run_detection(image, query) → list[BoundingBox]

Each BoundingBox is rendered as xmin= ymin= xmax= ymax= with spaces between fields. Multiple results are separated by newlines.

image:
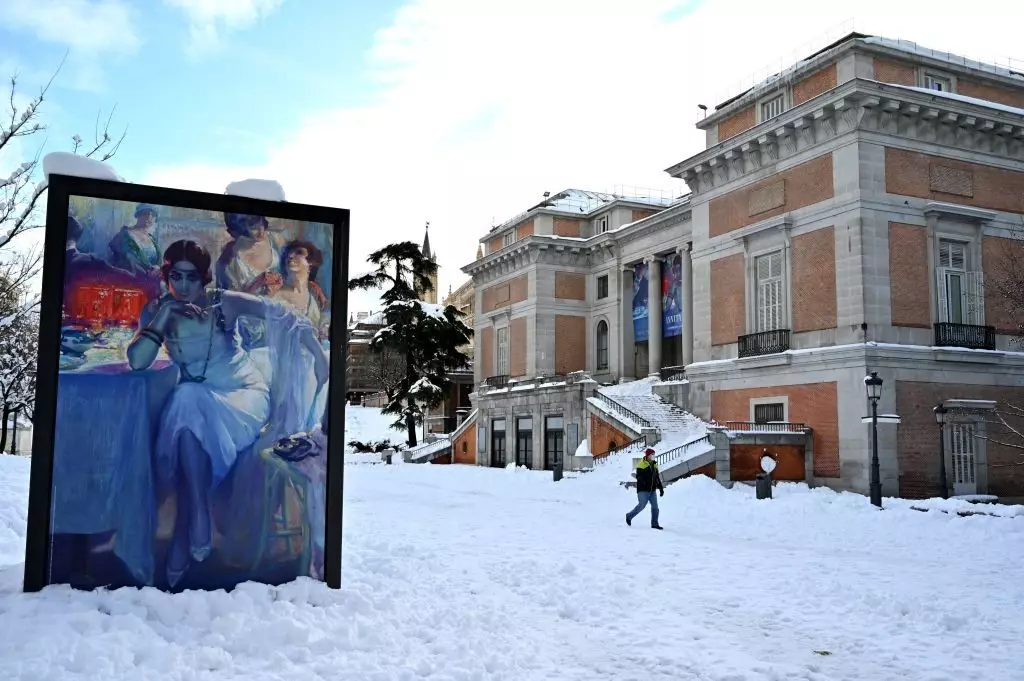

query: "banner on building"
xmin=632 ymin=262 xmax=649 ymax=342
xmin=662 ymin=253 xmax=682 ymax=338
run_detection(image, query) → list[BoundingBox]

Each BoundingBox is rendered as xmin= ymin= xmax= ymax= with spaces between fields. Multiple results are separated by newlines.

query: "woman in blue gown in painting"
xmin=127 ymin=240 xmax=329 ymax=587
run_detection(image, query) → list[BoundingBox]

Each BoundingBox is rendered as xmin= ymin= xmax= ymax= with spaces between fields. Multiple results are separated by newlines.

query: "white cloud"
xmin=164 ymin=0 xmax=284 ymax=53
xmin=3 ymin=0 xmax=139 ymax=54
xmin=139 ymin=0 xmax=1024 ymax=315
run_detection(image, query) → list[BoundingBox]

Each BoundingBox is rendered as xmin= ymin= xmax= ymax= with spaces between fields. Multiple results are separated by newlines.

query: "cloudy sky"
xmin=4 ymin=0 xmax=1023 ymax=315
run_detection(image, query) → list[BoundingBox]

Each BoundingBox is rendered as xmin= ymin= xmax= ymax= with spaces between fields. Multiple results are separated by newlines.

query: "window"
xmin=496 ymin=326 xmax=510 ymax=375
xmin=947 ymin=422 xmax=978 ymax=494
xmin=924 ymin=73 xmax=953 ymax=92
xmin=516 ymin=417 xmax=533 ymax=468
xmin=755 ymin=251 xmax=784 ymax=332
xmin=597 ymin=275 xmax=609 ymax=299
xmin=596 ymin=320 xmax=609 ymax=370
xmin=753 ymin=402 xmax=785 ymax=424
xmin=760 ymin=94 xmax=784 ymax=121
xmin=502 ymin=231 xmax=514 ymax=247
xmin=595 ymin=215 xmax=609 ymax=233
xmin=937 ymin=239 xmax=984 ymax=325
xmin=544 ymin=416 xmax=564 ymax=470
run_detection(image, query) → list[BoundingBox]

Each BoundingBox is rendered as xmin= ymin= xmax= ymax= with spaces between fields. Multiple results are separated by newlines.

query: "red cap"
xmin=644 ymin=448 xmax=655 ymax=456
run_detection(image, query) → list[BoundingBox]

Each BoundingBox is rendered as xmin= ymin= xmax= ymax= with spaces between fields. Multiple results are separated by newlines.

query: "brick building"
xmin=456 ymin=33 xmax=1024 ymax=500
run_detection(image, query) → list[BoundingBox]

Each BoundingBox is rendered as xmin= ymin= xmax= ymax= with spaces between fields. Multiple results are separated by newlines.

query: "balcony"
xmin=481 ymin=374 xmax=510 ymax=389
xmin=737 ymin=329 xmax=791 ymax=358
xmin=934 ymin=322 xmax=996 ymax=351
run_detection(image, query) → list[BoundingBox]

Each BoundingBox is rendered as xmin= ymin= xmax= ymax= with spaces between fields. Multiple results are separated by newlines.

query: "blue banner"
xmin=632 ymin=262 xmax=649 ymax=342
xmin=662 ymin=254 xmax=682 ymax=338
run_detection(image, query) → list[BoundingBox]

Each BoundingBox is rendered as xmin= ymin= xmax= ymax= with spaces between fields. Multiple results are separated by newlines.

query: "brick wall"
xmin=480 ymin=327 xmax=493 ymax=377
xmin=957 ymin=80 xmax=1024 ymax=109
xmin=683 ymin=461 xmax=717 ymax=480
xmin=791 ymin=226 xmax=837 ymax=332
xmin=554 ymin=218 xmax=582 ymax=237
xmin=888 ymin=222 xmax=932 ymax=328
xmin=590 ymin=414 xmax=631 ymax=457
xmin=873 ymin=57 xmax=916 ymax=85
xmin=885 ymin=147 xmax=1024 ymax=214
xmin=487 ymin=236 xmax=502 ymax=254
xmin=710 ymin=382 xmax=839 ymax=477
xmin=718 ymin=106 xmax=755 ymax=141
xmin=554 ymin=271 xmax=586 ymax=300
xmin=554 ymin=315 xmax=586 ymax=374
xmin=516 ymin=219 xmax=535 ymax=240
xmin=453 ymin=416 xmax=477 ymax=465
xmin=895 ymin=381 xmax=1024 ymax=499
xmin=982 ymin=235 xmax=1024 ymax=334
xmin=631 ymin=209 xmax=657 ymax=222
xmin=730 ymin=444 xmax=806 ymax=481
xmin=710 ymin=253 xmax=745 ymax=346
xmin=482 ymin=274 xmax=529 ymax=313
xmin=709 ymin=154 xmax=834 ymax=237
xmin=792 ymin=63 xmax=838 ymax=105
xmin=510 ymin=316 xmax=527 ymax=377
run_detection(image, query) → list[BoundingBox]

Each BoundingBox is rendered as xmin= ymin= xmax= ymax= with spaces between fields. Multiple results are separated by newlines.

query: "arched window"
xmin=596 ymin=320 xmax=609 ymax=370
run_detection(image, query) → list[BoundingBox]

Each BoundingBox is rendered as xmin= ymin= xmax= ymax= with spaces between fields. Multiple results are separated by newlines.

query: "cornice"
xmin=668 ymin=78 xmax=1024 ymax=197
xmin=461 ymin=203 xmax=693 ymax=280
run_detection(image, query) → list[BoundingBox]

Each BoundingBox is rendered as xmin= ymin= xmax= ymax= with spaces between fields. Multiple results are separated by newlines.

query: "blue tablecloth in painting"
xmin=51 ymin=360 xmax=179 ymax=585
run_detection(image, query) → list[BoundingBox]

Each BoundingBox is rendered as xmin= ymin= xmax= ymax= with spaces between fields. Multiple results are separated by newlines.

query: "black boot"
xmin=651 ymin=524 xmax=663 ymax=530
xmin=625 ymin=514 xmax=632 ymax=527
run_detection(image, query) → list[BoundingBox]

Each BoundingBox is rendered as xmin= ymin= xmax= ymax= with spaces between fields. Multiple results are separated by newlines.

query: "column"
xmin=646 ymin=256 xmax=662 ymax=376
xmin=620 ymin=267 xmax=636 ymax=380
xmin=679 ymin=243 xmax=694 ymax=367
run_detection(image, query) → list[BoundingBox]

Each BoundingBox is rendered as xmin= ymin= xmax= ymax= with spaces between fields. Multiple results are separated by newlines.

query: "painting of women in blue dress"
xmin=47 ymin=193 xmax=337 ymax=592
xmin=215 ymin=213 xmax=284 ymax=351
xmin=107 ymin=203 xmax=163 ymax=299
xmin=126 ymin=240 xmax=329 ymax=588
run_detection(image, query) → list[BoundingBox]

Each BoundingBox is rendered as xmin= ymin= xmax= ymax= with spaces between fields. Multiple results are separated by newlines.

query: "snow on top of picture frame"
xmin=225 ymin=179 xmax=287 ymax=202
xmin=42 ymin=152 xmax=123 ymax=182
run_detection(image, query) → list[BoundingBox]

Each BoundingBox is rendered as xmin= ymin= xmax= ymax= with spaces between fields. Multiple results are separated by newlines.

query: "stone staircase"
xmin=597 ymin=377 xmax=706 ymax=449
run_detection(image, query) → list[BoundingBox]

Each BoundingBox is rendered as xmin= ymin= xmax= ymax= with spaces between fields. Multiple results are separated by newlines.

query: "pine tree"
xmin=349 ymin=241 xmax=472 ymax=446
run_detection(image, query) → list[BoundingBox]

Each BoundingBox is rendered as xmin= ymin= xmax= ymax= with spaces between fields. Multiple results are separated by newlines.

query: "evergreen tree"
xmin=349 ymin=241 xmax=472 ymax=446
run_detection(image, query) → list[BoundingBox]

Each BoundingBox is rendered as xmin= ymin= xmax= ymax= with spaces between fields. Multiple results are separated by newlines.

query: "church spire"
xmin=422 ymin=221 xmax=433 ymax=261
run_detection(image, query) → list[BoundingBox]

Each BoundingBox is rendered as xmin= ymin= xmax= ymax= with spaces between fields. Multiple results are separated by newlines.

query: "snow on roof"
xmin=881 ymin=83 xmax=1024 ymax=118
xmin=862 ymin=36 xmax=1024 ymax=82
xmin=225 ymin=179 xmax=287 ymax=202
xmin=488 ymin=187 xmax=678 ymax=235
xmin=42 ymin=152 xmax=123 ymax=182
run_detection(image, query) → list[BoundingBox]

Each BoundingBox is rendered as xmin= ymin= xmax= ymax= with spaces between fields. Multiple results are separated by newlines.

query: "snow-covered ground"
xmin=1 ymin=408 xmax=1023 ymax=680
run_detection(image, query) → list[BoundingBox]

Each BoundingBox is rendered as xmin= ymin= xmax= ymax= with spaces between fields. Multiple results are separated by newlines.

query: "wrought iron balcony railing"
xmin=737 ymin=329 xmax=791 ymax=358
xmin=934 ymin=322 xmax=996 ymax=351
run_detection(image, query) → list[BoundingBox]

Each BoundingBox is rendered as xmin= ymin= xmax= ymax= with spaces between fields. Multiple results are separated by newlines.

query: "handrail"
xmin=591 ymin=392 xmax=653 ymax=429
xmin=658 ymin=365 xmax=686 ymax=382
xmin=655 ymin=434 xmax=711 ymax=468
xmin=594 ymin=435 xmax=647 ymax=465
xmin=724 ymin=421 xmax=807 ymax=432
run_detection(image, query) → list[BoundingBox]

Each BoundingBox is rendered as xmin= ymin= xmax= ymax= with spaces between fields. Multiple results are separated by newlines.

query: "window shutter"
xmin=965 ymin=271 xmax=985 ymax=325
xmin=936 ymin=268 xmax=950 ymax=323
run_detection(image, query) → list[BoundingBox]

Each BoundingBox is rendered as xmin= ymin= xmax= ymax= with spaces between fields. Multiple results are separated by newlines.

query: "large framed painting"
xmin=23 ymin=173 xmax=349 ymax=593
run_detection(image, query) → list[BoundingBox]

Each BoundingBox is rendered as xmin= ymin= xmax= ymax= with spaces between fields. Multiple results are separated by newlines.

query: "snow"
xmin=41 ymin=152 xmax=122 ymax=182
xmin=224 ymin=179 xmax=286 ymax=202
xmin=881 ymin=82 xmax=1024 ymax=118
xmin=862 ymin=36 xmax=1024 ymax=82
xmin=573 ymin=438 xmax=590 ymax=458
xmin=2 ymin=409 xmax=1024 ymax=679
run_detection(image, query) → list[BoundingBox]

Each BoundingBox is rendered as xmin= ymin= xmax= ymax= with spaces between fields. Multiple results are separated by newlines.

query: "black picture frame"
xmin=23 ymin=173 xmax=350 ymax=592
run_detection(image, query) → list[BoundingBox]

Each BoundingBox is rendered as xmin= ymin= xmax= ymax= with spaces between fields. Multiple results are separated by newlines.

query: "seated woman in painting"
xmin=271 ymin=240 xmax=330 ymax=340
xmin=108 ymin=203 xmax=161 ymax=275
xmin=127 ymin=240 xmax=329 ymax=587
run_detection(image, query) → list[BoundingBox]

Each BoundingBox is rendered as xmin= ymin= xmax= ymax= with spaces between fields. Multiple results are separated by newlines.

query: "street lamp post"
xmin=933 ymin=403 xmax=949 ymax=500
xmin=864 ymin=372 xmax=884 ymax=508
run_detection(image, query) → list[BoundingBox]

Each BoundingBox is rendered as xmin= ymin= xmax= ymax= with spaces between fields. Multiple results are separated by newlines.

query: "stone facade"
xmin=457 ymin=34 xmax=1024 ymax=498
xmin=674 ymin=33 xmax=1024 ymax=499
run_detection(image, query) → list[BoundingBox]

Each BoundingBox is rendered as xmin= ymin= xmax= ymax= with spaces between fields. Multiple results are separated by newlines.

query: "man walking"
xmin=626 ymin=448 xmax=664 ymax=530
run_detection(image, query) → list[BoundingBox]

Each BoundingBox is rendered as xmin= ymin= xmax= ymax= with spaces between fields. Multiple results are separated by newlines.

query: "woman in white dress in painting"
xmin=271 ymin=240 xmax=330 ymax=340
xmin=127 ymin=240 xmax=329 ymax=587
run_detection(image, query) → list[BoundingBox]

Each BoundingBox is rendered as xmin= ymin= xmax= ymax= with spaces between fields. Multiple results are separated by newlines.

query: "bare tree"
xmin=0 ymin=58 xmax=126 ymax=443
xmin=0 ymin=56 xmax=127 ymax=317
